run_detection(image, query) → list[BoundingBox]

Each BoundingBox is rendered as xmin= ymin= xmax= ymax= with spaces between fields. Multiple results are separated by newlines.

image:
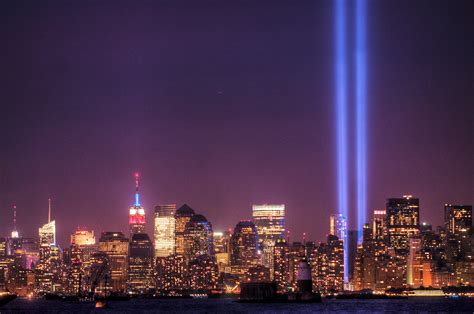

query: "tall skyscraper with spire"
xmin=39 ymin=198 xmax=56 ymax=246
xmin=129 ymin=173 xmax=145 ymax=237
xmin=11 ymin=205 xmax=19 ymax=239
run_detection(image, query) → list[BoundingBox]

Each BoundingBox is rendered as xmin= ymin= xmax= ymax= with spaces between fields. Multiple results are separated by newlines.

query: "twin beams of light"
xmin=335 ymin=0 xmax=349 ymax=283
xmin=335 ymin=0 xmax=367 ymax=282
xmin=355 ymin=0 xmax=367 ymax=245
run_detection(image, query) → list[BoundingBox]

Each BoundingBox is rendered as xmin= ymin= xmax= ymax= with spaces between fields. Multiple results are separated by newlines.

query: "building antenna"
xmin=134 ymin=172 xmax=140 ymax=206
xmin=48 ymin=198 xmax=52 ymax=223
xmin=13 ymin=204 xmax=17 ymax=230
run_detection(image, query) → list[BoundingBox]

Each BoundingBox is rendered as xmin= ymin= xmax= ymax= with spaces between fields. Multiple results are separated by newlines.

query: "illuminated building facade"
xmin=386 ymin=196 xmax=420 ymax=251
xmin=444 ymin=204 xmax=472 ymax=262
xmin=230 ymin=221 xmax=259 ymax=271
xmin=330 ymin=213 xmax=348 ymax=281
xmin=252 ymin=204 xmax=285 ymax=277
xmin=214 ymin=231 xmax=231 ymax=273
xmin=175 ymin=204 xmax=195 ymax=255
xmin=129 ymin=173 xmax=145 ymax=236
xmin=154 ymin=204 xmax=176 ymax=258
xmin=127 ymin=233 xmax=154 ymax=294
xmin=273 ymin=238 xmax=289 ymax=293
xmin=155 ymin=254 xmax=186 ymax=293
xmin=98 ymin=232 xmax=129 ymax=292
xmin=184 ymin=214 xmax=214 ymax=261
xmin=187 ymin=253 xmax=218 ymax=292
xmin=71 ymin=229 xmax=96 ymax=246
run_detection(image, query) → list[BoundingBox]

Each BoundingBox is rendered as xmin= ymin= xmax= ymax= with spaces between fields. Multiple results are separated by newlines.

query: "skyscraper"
xmin=127 ymin=233 xmax=154 ymax=294
xmin=386 ymin=195 xmax=420 ymax=251
xmin=230 ymin=221 xmax=259 ymax=271
xmin=129 ymin=173 xmax=145 ymax=237
xmin=444 ymin=204 xmax=472 ymax=263
xmin=175 ymin=204 xmax=195 ymax=255
xmin=329 ymin=213 xmax=347 ymax=282
xmin=184 ymin=214 xmax=214 ymax=261
xmin=154 ymin=204 xmax=176 ymax=258
xmin=252 ymin=204 xmax=285 ymax=277
xmin=98 ymin=232 xmax=129 ymax=292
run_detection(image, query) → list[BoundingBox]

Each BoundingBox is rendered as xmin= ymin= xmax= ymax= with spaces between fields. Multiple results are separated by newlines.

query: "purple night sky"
xmin=1 ymin=1 xmax=472 ymax=247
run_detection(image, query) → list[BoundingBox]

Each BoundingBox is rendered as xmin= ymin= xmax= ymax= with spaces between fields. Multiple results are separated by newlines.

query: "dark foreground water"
xmin=2 ymin=297 xmax=474 ymax=313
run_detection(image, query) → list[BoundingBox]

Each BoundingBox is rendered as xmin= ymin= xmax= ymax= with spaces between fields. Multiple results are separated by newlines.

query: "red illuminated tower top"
xmin=129 ymin=172 xmax=145 ymax=236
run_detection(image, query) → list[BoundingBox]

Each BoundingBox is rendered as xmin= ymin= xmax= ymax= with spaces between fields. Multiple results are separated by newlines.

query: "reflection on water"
xmin=2 ymin=297 xmax=474 ymax=313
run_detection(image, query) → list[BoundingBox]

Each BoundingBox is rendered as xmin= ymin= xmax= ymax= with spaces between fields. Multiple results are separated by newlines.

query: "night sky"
xmin=1 ymin=0 xmax=472 ymax=247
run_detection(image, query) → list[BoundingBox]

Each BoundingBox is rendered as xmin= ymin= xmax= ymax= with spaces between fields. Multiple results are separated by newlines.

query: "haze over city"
xmin=1 ymin=0 xmax=472 ymax=248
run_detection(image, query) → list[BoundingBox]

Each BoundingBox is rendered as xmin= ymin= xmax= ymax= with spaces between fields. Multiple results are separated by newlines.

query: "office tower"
xmin=296 ymin=258 xmax=312 ymax=294
xmin=407 ymin=237 xmax=423 ymax=287
xmin=39 ymin=199 xmax=56 ymax=247
xmin=184 ymin=214 xmax=214 ymax=261
xmin=214 ymin=231 xmax=231 ymax=273
xmin=127 ymin=233 xmax=154 ymax=294
xmin=86 ymin=252 xmax=110 ymax=295
xmin=230 ymin=221 xmax=259 ymax=271
xmin=386 ymin=195 xmax=420 ymax=251
xmin=187 ymin=253 xmax=218 ymax=292
xmin=154 ymin=204 xmax=176 ymax=258
xmin=175 ymin=204 xmax=195 ymax=255
xmin=21 ymin=238 xmax=39 ymax=270
xmin=129 ymin=173 xmax=145 ymax=237
xmin=354 ymin=223 xmax=376 ymax=291
xmin=36 ymin=198 xmax=61 ymax=294
xmin=287 ymin=242 xmax=305 ymax=291
xmin=444 ymin=204 xmax=472 ymax=262
xmin=273 ymin=238 xmax=289 ymax=293
xmin=155 ymin=254 xmax=186 ymax=293
xmin=252 ymin=204 xmax=285 ymax=277
xmin=346 ymin=230 xmax=358 ymax=284
xmin=372 ymin=209 xmax=387 ymax=240
xmin=98 ymin=232 xmax=129 ymax=292
xmin=330 ymin=213 xmax=348 ymax=282
xmin=330 ymin=214 xmax=347 ymax=242
xmin=246 ymin=265 xmax=270 ymax=283
xmin=71 ymin=229 xmax=96 ymax=246
xmin=312 ymin=235 xmax=345 ymax=294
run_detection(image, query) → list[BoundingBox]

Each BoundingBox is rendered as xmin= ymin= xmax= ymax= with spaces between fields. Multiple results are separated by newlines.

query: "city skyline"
xmin=1 ymin=1 xmax=473 ymax=250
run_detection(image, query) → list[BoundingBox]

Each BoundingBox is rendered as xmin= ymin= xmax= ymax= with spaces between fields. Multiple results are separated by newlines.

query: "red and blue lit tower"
xmin=129 ymin=173 xmax=145 ymax=237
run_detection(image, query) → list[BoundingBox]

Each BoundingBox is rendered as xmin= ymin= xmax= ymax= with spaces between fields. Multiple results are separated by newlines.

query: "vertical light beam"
xmin=356 ymin=0 xmax=367 ymax=244
xmin=335 ymin=0 xmax=349 ymax=282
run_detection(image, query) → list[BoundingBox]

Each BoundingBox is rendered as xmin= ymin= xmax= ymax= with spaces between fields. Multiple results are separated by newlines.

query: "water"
xmin=2 ymin=297 xmax=474 ymax=313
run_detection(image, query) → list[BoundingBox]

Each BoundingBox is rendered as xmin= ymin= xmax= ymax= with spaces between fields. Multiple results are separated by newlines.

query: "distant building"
xmin=444 ymin=204 xmax=472 ymax=262
xmin=273 ymin=238 xmax=289 ymax=293
xmin=155 ymin=254 xmax=186 ymax=293
xmin=129 ymin=174 xmax=145 ymax=237
xmin=71 ymin=229 xmax=96 ymax=246
xmin=252 ymin=204 xmax=285 ymax=278
xmin=154 ymin=204 xmax=176 ymax=258
xmin=184 ymin=214 xmax=214 ymax=261
xmin=98 ymin=232 xmax=129 ymax=292
xmin=127 ymin=233 xmax=154 ymax=294
xmin=230 ymin=221 xmax=259 ymax=271
xmin=175 ymin=204 xmax=195 ymax=255
xmin=311 ymin=234 xmax=344 ymax=294
xmin=386 ymin=195 xmax=420 ymax=251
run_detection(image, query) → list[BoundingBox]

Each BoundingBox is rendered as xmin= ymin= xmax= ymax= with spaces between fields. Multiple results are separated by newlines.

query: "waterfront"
xmin=2 ymin=297 xmax=474 ymax=313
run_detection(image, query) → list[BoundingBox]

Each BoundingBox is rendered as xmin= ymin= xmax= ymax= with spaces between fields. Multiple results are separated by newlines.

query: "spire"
xmin=48 ymin=198 xmax=51 ymax=223
xmin=13 ymin=204 xmax=17 ymax=230
xmin=11 ymin=204 xmax=19 ymax=238
xmin=134 ymin=173 xmax=140 ymax=206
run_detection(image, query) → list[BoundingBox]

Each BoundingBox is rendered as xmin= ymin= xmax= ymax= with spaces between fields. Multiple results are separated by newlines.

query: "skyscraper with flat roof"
xmin=252 ymin=204 xmax=285 ymax=277
xmin=154 ymin=204 xmax=176 ymax=258
xmin=386 ymin=195 xmax=420 ymax=251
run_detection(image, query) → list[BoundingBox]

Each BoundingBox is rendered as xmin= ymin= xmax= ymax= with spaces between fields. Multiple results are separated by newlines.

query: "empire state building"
xmin=129 ymin=173 xmax=145 ymax=237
